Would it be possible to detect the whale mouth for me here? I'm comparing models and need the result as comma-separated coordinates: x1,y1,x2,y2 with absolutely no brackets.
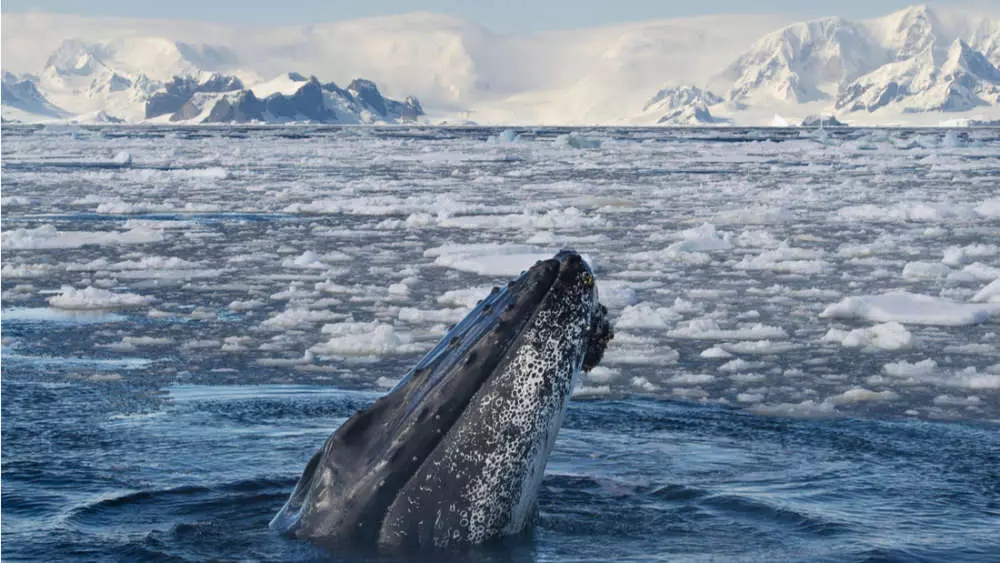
271,250,606,543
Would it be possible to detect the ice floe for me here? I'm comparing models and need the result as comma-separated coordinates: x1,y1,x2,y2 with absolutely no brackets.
2,225,164,249
310,321,420,357
821,322,914,350
820,292,1000,326
48,285,154,310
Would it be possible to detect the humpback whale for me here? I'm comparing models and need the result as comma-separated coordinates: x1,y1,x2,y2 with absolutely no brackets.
271,250,612,549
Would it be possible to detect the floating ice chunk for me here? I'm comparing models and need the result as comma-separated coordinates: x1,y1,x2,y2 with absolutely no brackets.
182,339,221,350
585,366,620,384
112,151,133,167
820,292,1000,326
100,336,174,352
425,243,555,277
271,282,316,301
932,394,981,407
2,225,164,249
883,359,937,377
486,129,521,144
722,340,800,354
667,223,732,253
436,286,494,308
616,302,681,329
902,261,950,280
735,244,829,274
1,263,58,278
736,392,765,403
700,346,734,359
48,285,154,310
2,307,124,323
376,376,401,389
943,343,997,355
573,385,612,399
398,307,467,324
948,263,1000,283
951,370,1000,390
229,299,266,311
714,206,794,225
387,276,419,297
310,321,419,357
668,318,788,340
387,282,410,296
95,200,166,214
975,198,1000,218
631,376,659,392
315,280,355,295
602,342,679,365
222,336,253,352
595,280,638,310
2,195,31,207
112,256,199,270
670,297,702,314
942,244,998,266
553,133,600,149
719,358,767,372
821,322,914,350
826,387,899,405
833,202,979,222
261,307,347,329
972,278,1000,303
735,229,781,248
282,251,327,269
432,208,607,231
666,373,715,385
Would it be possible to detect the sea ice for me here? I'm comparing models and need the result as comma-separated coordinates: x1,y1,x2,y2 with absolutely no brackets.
971,279,1000,303
616,302,682,329
48,285,154,310
668,318,788,340
820,292,1000,326
2,225,164,249
821,322,914,350
310,321,420,357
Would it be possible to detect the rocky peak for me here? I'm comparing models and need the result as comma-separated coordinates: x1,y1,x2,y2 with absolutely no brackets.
347,78,388,116
643,85,722,112
883,5,941,60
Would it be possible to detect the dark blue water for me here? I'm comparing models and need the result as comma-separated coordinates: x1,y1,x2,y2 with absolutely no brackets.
3,374,999,561
3,125,1000,561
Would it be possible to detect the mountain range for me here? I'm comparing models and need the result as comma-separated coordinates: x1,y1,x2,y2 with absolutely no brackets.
2,5,999,125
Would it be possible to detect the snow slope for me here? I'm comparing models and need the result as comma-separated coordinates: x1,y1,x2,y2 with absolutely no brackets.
709,5,1000,124
2,72,71,120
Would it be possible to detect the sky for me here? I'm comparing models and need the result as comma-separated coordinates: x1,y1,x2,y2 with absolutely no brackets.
1,0,988,33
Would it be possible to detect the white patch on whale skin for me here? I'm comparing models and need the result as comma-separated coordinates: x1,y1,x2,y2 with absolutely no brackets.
433,286,595,547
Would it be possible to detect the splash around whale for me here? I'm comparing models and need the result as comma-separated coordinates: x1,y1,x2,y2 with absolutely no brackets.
270,250,612,549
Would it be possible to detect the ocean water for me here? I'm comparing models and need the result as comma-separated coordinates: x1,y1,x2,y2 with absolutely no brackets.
2,125,999,561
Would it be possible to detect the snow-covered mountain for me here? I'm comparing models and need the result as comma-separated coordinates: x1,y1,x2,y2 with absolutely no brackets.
31,38,230,121
2,72,71,120
2,5,999,125
153,73,424,124
638,85,724,124
699,5,1000,124
837,38,1000,113
2,36,425,124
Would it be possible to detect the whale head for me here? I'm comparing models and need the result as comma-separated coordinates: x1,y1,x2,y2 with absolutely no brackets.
271,250,612,549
